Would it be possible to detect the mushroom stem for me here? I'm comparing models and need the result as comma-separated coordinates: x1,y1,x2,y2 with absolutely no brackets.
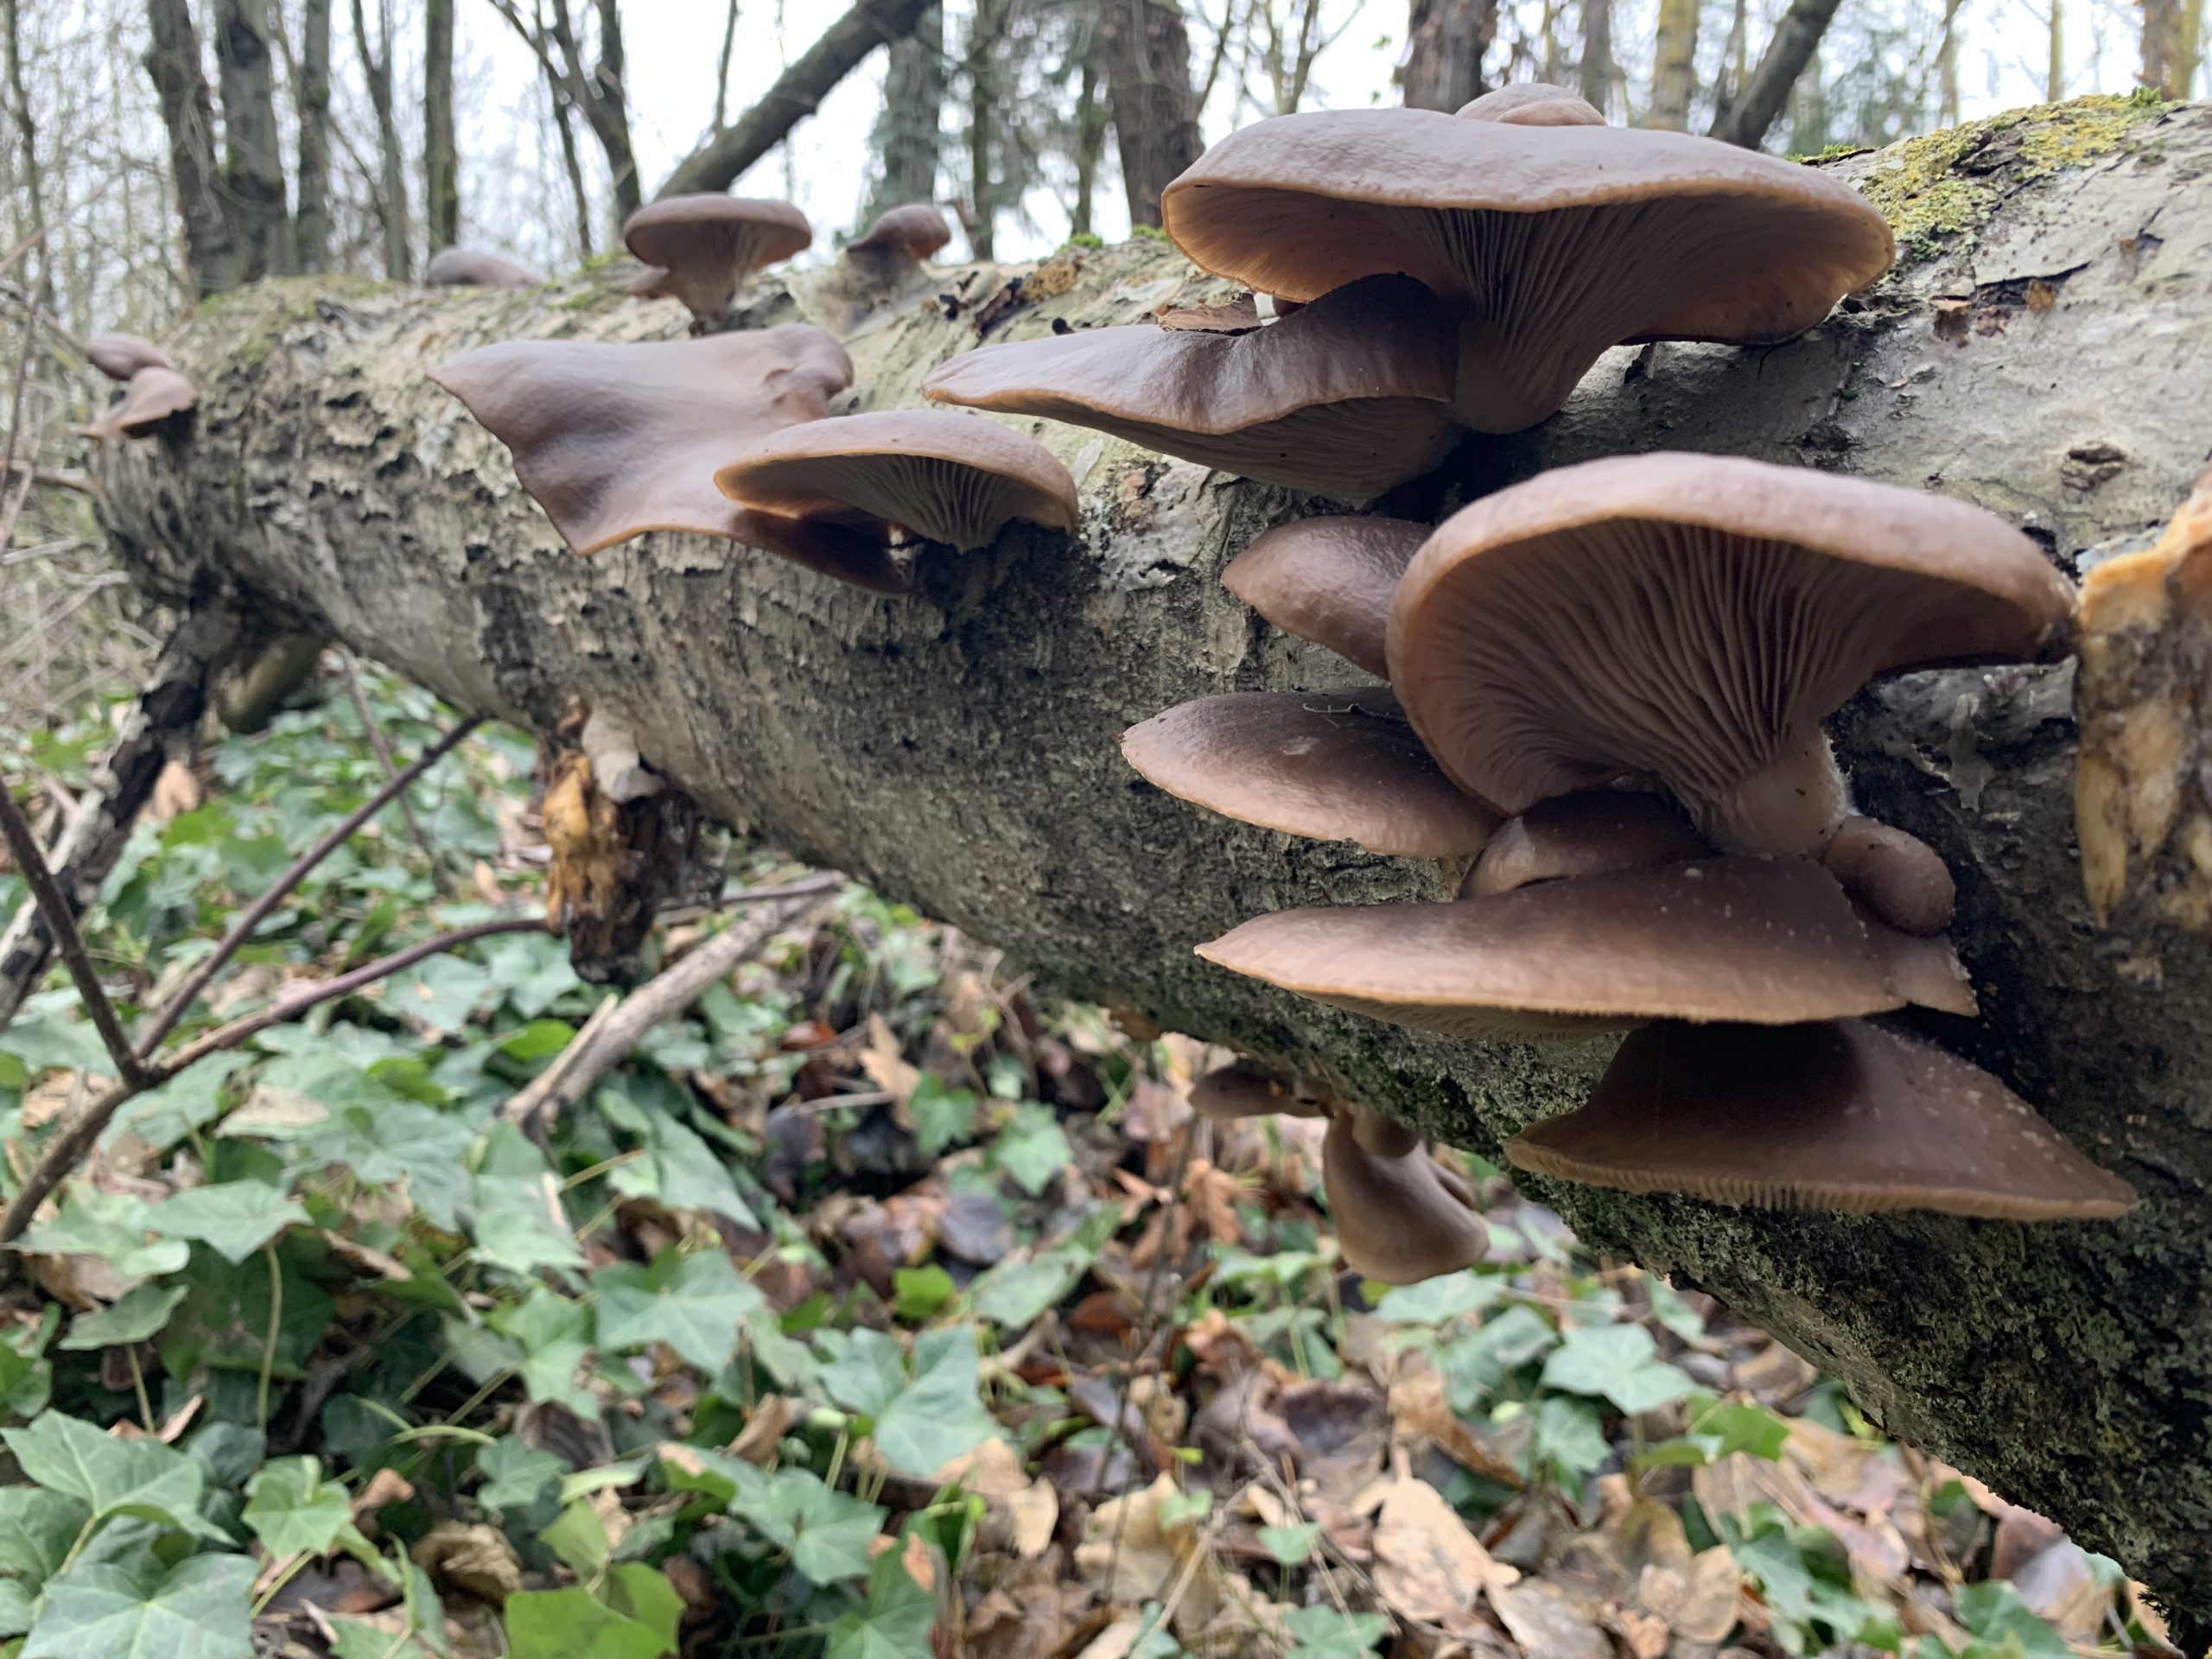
1323,1104,1486,1284
1694,734,1853,859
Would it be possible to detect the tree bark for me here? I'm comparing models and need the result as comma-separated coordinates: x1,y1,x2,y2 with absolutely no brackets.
423,0,459,251
1402,0,1497,111
2050,0,2067,100
864,6,944,226
1578,0,1616,118
2142,0,2202,97
1709,0,1844,147
213,0,291,279
1,0,54,314
544,0,640,223
1101,0,1203,229
349,0,410,281
1071,24,1109,239
1649,0,1699,127
655,0,932,200
963,0,1010,260
90,103,2212,1640
293,0,334,271
144,0,245,297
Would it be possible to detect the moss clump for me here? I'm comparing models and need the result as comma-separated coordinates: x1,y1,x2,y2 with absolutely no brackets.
1859,94,2168,257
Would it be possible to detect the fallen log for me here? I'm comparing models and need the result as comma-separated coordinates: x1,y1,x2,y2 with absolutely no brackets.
95,97,2212,1629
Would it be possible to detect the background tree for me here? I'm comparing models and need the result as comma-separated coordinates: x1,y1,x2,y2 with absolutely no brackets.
1403,0,1497,109
865,7,947,223
1101,0,1202,226
424,0,460,251
351,0,411,278
146,0,244,296
293,0,334,270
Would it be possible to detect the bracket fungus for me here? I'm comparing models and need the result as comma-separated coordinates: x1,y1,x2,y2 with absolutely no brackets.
427,327,911,592
1160,108,1892,432
1121,689,1497,857
85,333,173,382
846,204,953,270
1506,1020,2137,1221
713,410,1078,553
1198,855,1905,1040
1387,453,2077,934
425,247,543,288
1222,515,1430,678
920,273,1461,499
81,366,198,440
1324,1103,1488,1283
621,194,812,327
1190,1061,1323,1121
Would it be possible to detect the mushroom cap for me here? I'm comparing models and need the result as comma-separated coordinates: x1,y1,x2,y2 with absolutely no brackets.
621,194,813,318
1387,454,2078,823
1121,688,1497,857
1198,855,1903,1040
1160,110,1893,430
1191,1061,1324,1120
81,366,198,440
1505,1019,2137,1220
920,272,1463,500
424,246,543,288
85,333,173,382
1824,815,1957,935
712,410,1078,552
428,324,855,555
1853,902,1978,1016
1325,1109,1487,1283
1456,83,1605,124
849,203,953,259
1222,515,1429,677
1463,790,1713,899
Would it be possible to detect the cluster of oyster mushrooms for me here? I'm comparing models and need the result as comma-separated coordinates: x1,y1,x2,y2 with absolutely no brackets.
428,197,1078,594
79,333,197,442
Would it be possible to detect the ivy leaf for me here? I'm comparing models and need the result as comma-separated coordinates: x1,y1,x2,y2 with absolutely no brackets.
243,1457,361,1559
601,1564,683,1650
477,1438,565,1512
1370,1274,1501,1326
21,1552,253,1659
491,1287,597,1417
988,1105,1072,1198
908,1077,978,1158
823,1546,936,1659
503,1586,670,1659
812,1329,906,1421
58,1284,188,1353
539,1502,609,1582
100,1053,251,1157
1541,1323,1696,1415
594,1252,762,1375
728,1469,883,1584
15,1188,188,1281
3,1412,211,1535
597,1077,758,1228
1283,1605,1391,1658
302,1096,473,1232
145,1183,308,1265
0,1487,91,1596
873,1327,998,1478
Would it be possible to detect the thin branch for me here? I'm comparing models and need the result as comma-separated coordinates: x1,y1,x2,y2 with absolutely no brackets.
133,715,485,1056
335,652,440,878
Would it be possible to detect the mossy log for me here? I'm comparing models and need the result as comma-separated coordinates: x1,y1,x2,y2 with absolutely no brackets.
96,99,2212,1630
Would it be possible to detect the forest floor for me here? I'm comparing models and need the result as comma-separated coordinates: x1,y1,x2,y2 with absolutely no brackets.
0,662,2183,1659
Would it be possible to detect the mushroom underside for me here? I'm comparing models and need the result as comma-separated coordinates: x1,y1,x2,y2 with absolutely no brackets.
716,450,1065,551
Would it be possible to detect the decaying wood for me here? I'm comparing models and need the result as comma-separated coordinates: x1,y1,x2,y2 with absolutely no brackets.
92,101,2212,1627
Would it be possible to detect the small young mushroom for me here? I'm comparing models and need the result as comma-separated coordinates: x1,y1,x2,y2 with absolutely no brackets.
1824,816,1958,938
1160,109,1892,431
920,272,1462,500
425,247,543,288
1324,1103,1487,1284
1190,1061,1323,1121
1198,855,1905,1040
621,194,813,327
81,367,198,440
712,410,1078,552
1121,688,1496,857
1455,82,1606,124
1461,791,1713,899
846,204,953,272
85,333,173,382
1387,453,2077,933
1505,1020,2137,1221
1222,515,1431,678
429,327,912,591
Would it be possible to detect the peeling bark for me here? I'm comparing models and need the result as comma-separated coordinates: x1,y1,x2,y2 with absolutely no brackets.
95,103,2212,1630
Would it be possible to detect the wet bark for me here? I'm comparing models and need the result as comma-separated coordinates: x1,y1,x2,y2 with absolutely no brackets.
92,104,2212,1637
1101,0,1203,228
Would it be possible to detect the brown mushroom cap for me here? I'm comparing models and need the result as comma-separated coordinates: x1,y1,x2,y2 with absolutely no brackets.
86,333,173,382
1853,902,1978,1016
712,410,1077,552
1325,1106,1487,1283
1222,516,1428,677
1456,83,1605,124
428,326,885,577
425,246,543,288
1505,1019,2137,1220
81,367,198,440
921,272,1462,500
1824,815,1957,935
1191,1061,1324,1120
1198,855,1903,1040
1462,791,1713,899
1160,111,1893,431
1388,454,2077,860
1121,688,1497,857
621,195,812,320
849,204,953,260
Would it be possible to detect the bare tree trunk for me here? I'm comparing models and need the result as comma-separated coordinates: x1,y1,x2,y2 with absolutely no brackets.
656,0,932,198
294,0,334,270
865,5,944,223
1937,0,1963,123
2049,0,2066,99
1402,0,1497,110
1708,0,1750,130
1071,22,1109,238
2142,0,2197,94
423,0,459,250
963,0,1009,259
1101,0,1202,229
144,0,245,296
1649,0,1699,127
1710,0,1844,147
712,0,741,130
351,0,410,279
213,0,292,278
546,0,639,221
0,0,53,313
486,0,594,256
1579,0,1617,117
